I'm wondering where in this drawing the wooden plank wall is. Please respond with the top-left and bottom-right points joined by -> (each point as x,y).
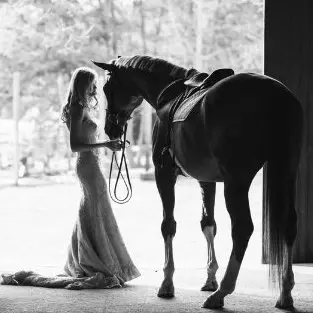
263,0 -> 313,262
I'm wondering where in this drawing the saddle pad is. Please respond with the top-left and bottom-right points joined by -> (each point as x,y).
172,88 -> 207,122
173,68 -> 234,122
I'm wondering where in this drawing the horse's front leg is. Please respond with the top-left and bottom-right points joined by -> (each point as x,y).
199,181 -> 218,292
155,164 -> 177,298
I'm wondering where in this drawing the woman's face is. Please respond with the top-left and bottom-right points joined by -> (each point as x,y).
83,78 -> 98,112
86,79 -> 97,100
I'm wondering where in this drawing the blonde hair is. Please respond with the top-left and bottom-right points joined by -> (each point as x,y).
61,67 -> 98,127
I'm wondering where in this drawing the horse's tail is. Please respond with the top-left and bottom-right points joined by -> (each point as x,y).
263,95 -> 303,289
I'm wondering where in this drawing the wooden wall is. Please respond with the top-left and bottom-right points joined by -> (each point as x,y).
263,0 -> 313,262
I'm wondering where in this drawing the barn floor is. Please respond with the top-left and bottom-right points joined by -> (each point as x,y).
0,266 -> 312,313
0,170 -> 312,312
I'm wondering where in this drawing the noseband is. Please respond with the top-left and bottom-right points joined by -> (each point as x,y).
106,109 -> 132,129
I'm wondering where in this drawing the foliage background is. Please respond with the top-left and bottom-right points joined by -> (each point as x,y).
0,0 -> 263,171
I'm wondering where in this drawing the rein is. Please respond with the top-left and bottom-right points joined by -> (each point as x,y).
108,123 -> 133,204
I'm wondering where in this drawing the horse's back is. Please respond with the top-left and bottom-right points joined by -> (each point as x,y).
171,72 -> 303,182
203,72 -> 298,111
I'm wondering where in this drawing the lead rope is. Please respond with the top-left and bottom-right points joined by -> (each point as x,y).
108,124 -> 132,204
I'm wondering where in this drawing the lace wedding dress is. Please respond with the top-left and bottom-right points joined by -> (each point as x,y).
1,116 -> 140,289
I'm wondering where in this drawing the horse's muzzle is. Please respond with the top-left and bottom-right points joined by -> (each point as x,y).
105,122 -> 124,140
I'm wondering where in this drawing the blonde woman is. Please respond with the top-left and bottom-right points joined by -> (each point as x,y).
1,67 -> 140,289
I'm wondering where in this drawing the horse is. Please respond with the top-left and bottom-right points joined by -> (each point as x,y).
92,55 -> 303,310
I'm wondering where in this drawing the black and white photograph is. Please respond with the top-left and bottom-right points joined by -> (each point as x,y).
0,0 -> 312,312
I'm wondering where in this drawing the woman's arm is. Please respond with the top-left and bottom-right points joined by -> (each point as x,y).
70,139 -> 122,153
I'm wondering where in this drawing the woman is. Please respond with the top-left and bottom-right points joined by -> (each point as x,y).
1,67 -> 140,289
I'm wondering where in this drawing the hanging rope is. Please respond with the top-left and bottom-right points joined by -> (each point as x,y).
108,124 -> 132,204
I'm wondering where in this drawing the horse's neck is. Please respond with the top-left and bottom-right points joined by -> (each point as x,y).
134,71 -> 177,109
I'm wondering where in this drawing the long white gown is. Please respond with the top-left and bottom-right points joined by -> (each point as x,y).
1,116 -> 140,289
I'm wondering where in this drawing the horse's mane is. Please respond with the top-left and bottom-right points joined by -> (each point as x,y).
114,55 -> 188,79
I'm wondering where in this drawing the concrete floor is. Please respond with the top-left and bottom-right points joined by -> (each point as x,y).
0,170 -> 312,312
0,170 -> 263,271
1,267 -> 312,313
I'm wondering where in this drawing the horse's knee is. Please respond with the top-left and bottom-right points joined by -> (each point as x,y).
200,217 -> 217,235
224,183 -> 253,261
232,220 -> 254,262
232,218 -> 254,242
161,218 -> 177,239
199,182 -> 216,233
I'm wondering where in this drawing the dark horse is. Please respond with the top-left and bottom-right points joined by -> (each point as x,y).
93,55 -> 303,309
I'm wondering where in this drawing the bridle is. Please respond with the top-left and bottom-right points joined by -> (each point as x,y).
105,110 -> 131,128
106,109 -> 133,204
105,71 -> 143,204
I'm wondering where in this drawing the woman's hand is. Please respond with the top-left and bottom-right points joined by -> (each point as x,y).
104,139 -> 124,151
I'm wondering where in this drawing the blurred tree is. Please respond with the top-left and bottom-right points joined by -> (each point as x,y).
202,0 -> 264,73
0,0 -> 114,169
0,0 -> 263,172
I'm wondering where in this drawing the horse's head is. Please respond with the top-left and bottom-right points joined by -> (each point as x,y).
92,60 -> 143,139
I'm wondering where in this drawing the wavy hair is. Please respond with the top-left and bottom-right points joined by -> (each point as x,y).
61,67 -> 98,128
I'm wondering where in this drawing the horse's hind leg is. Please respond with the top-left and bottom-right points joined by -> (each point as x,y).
203,181 -> 254,309
155,165 -> 177,298
199,181 -> 218,292
275,245 -> 295,310
276,181 -> 297,310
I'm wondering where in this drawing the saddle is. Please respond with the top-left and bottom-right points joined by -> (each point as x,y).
156,68 -> 234,168
184,68 -> 234,88
157,68 -> 234,123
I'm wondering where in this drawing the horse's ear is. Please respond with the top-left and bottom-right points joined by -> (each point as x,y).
91,60 -> 115,72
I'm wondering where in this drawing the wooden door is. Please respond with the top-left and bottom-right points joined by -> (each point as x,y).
263,0 -> 313,262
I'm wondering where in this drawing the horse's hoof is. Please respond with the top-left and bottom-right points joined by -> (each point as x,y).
157,288 -> 175,298
202,292 -> 224,309
275,296 -> 294,311
201,279 -> 218,292
157,291 -> 174,298
157,280 -> 175,298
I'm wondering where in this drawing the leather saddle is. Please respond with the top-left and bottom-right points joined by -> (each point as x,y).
185,68 -> 234,88
156,67 -> 234,168
157,68 -> 234,123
